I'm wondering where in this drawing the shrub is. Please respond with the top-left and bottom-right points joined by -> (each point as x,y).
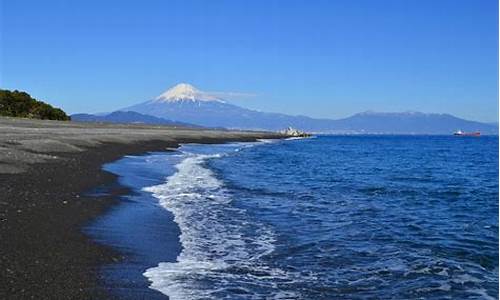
0,89 -> 70,121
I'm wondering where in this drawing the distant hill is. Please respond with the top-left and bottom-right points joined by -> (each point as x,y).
0,89 -> 70,121
71,111 -> 201,128
119,83 -> 497,134
328,111 -> 498,134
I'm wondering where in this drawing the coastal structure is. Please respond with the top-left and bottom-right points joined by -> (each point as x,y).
279,126 -> 311,137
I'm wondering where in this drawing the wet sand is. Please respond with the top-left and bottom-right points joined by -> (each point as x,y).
0,117 -> 284,299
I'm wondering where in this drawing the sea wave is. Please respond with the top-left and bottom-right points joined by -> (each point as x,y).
143,151 -> 298,299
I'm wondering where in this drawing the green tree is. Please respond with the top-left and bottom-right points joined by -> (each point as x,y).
0,89 -> 70,121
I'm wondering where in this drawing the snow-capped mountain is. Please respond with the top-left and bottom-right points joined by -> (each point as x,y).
153,83 -> 222,102
121,83 -> 305,130
117,83 -> 497,134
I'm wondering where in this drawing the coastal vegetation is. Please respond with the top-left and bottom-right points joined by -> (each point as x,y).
0,89 -> 70,121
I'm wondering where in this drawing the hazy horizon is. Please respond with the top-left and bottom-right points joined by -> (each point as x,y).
72,82 -> 498,124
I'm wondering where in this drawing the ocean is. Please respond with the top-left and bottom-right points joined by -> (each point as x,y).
88,135 -> 498,299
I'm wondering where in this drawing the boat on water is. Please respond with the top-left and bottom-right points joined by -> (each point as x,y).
453,130 -> 480,136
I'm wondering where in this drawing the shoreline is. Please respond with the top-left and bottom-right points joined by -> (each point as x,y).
85,149 -> 183,299
0,117 -> 284,299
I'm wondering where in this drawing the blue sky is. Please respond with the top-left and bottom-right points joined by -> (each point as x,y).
1,0 -> 498,122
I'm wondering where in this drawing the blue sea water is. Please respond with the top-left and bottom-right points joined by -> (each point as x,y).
95,136 -> 499,299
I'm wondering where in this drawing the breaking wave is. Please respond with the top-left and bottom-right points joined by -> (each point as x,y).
143,151 -> 299,299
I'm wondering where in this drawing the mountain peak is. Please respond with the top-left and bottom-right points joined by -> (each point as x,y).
155,83 -> 221,102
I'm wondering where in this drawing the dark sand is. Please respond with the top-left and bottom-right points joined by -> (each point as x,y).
0,117 -> 284,299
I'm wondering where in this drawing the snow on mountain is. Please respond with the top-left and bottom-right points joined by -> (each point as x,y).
117,83 -> 498,134
153,83 -> 223,103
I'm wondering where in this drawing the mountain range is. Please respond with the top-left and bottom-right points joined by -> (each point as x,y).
73,83 -> 498,134
71,111 -> 201,127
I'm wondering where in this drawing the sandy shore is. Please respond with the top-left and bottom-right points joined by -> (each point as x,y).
0,117 -> 284,299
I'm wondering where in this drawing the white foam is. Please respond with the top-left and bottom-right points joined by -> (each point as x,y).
284,136 -> 309,141
257,138 -> 280,143
143,152 -> 297,299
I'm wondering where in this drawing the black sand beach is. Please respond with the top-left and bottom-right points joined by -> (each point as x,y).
0,117 -> 283,299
